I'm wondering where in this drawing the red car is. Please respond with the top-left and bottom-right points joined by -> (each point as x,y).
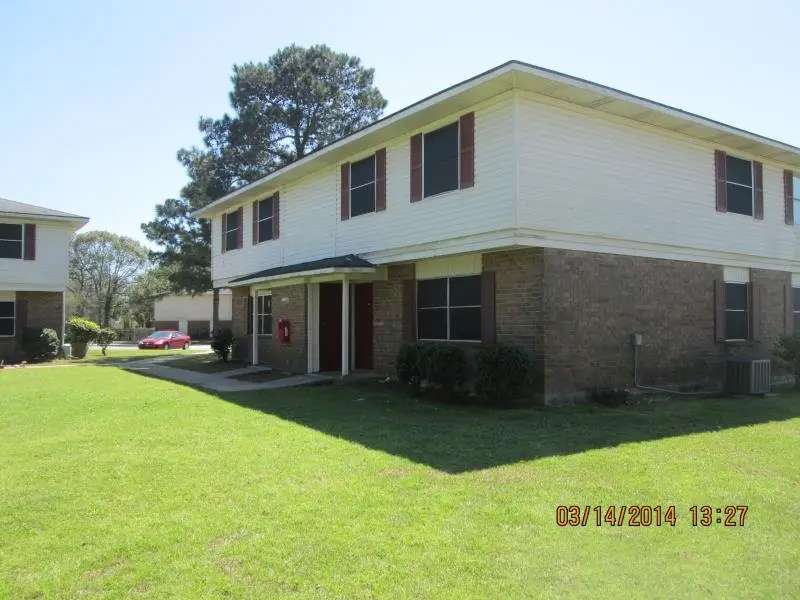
138,330 -> 192,350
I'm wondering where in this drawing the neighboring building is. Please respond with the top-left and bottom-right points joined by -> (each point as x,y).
193,60 -> 800,403
153,290 -> 232,339
0,197 -> 88,361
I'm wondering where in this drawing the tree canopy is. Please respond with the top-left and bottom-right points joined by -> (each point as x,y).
142,44 -> 388,293
68,231 -> 149,327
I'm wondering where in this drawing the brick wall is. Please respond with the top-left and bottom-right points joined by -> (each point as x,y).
267,284 -> 307,373
1,291 -> 63,363
373,264 -> 415,372
18,291 -> 63,332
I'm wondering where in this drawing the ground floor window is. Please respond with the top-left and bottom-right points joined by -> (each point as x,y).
724,282 -> 749,341
247,293 -> 272,335
417,275 -> 481,341
0,301 -> 14,336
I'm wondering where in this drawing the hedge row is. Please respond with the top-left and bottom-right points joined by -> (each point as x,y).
395,341 -> 532,407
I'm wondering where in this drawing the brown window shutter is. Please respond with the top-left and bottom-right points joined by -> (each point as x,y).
480,271 -> 496,343
753,161 -> 764,220
252,201 -> 259,244
785,283 -> 794,335
749,283 -> 762,341
459,112 -> 475,189
785,170 -> 795,225
221,213 -> 226,253
715,150 -> 727,212
402,279 -> 416,341
23,224 -> 36,260
236,207 -> 243,249
714,279 -> 726,342
340,163 -> 350,221
375,149 -> 387,211
272,192 -> 280,239
410,134 -> 422,202
15,299 -> 27,338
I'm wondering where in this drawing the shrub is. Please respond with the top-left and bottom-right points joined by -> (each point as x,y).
66,317 -> 101,344
773,335 -> 800,387
395,342 -> 429,387
212,329 -> 235,362
589,387 -> 631,408
424,343 -> 468,397
475,344 -> 532,406
20,327 -> 60,362
96,328 -> 117,356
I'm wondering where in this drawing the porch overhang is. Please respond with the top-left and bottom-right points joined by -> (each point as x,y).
228,254 -> 377,288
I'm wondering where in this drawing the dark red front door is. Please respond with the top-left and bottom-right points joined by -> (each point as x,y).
319,283 -> 342,372
354,283 -> 373,370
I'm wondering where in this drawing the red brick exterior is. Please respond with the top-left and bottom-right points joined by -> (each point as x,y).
230,283 -> 307,373
373,264 -> 415,372
0,291 -> 63,363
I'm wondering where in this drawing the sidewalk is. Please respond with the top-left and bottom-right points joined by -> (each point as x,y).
119,355 -> 334,393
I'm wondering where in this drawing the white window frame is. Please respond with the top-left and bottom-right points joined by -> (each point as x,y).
256,198 -> 274,244
223,211 -> 239,252
0,223 -> 24,260
723,281 -> 749,342
257,292 -> 272,336
0,300 -> 15,337
724,155 -> 754,216
422,120 -> 460,199
349,154 -> 377,218
416,276 -> 481,343
794,175 -> 800,226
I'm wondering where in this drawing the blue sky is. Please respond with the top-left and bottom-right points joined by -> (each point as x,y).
0,0 -> 798,246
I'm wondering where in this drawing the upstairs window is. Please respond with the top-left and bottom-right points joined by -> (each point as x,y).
417,275 -> 481,341
0,224 -> 23,259
223,211 -> 239,252
0,301 -> 14,336
257,196 -> 274,243
350,155 -> 376,217
725,155 -> 754,216
423,122 -> 459,198
724,282 -> 749,341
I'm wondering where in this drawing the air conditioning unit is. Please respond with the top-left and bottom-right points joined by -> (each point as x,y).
724,358 -> 771,395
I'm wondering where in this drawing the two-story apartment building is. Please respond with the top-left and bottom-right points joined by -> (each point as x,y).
194,60 -> 800,402
0,197 -> 88,361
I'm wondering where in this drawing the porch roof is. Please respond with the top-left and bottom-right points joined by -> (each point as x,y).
228,254 -> 376,286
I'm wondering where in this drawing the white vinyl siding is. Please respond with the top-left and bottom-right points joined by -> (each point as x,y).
211,97 -> 515,286
0,221 -> 72,291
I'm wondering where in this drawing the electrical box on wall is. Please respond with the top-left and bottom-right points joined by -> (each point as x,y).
631,333 -> 643,347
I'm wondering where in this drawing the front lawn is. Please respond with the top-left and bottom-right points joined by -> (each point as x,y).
165,353 -> 246,373
0,367 -> 798,598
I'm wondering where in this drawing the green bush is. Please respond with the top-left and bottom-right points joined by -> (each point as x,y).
424,343 -> 468,397
212,329 -> 235,362
588,387 -> 631,408
475,344 -> 532,406
66,317 -> 101,344
20,327 -> 60,362
395,342 -> 429,386
96,328 -> 117,356
773,335 -> 800,387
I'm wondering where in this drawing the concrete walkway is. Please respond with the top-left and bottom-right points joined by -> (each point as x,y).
119,355 -> 334,393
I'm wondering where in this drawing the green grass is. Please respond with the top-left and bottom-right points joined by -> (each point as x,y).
165,353 -> 245,373
57,347 -> 208,365
0,367 -> 798,599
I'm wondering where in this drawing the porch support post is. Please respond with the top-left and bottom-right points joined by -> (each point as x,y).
341,275 -> 350,377
251,288 -> 258,365
211,288 -> 220,334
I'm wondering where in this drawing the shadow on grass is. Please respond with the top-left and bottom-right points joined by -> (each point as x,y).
196,381 -> 800,474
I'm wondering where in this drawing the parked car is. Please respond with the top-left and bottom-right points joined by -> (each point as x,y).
138,331 -> 192,350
